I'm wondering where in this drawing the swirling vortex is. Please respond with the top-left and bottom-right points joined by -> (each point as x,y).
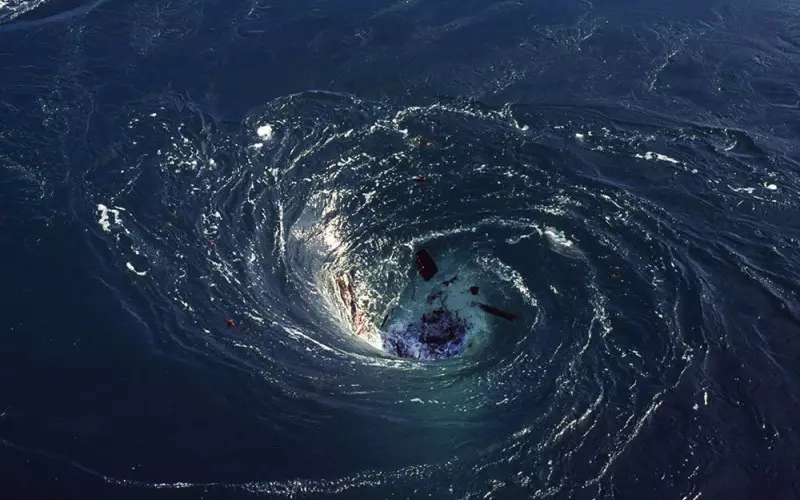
90,91 -> 735,497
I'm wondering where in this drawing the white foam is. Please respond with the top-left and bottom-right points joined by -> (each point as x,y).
256,124 -> 274,140
544,227 -> 573,248
634,152 -> 681,164
97,204 -> 122,233
245,311 -> 265,324
126,262 -> 147,276
600,194 -> 625,210
283,325 -> 337,353
476,254 -> 537,306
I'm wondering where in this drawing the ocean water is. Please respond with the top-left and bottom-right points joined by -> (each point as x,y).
2,0 -> 800,498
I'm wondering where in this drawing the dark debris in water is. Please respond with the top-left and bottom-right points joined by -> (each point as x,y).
415,248 -> 438,281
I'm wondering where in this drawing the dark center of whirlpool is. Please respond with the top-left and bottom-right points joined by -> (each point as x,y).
335,248 -> 523,359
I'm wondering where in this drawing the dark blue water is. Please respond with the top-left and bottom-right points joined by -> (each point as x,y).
2,0 -> 800,498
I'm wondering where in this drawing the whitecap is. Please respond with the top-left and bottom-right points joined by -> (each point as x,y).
97,204 -> 122,233
126,262 -> 148,276
634,151 -> 681,164
257,124 -> 274,140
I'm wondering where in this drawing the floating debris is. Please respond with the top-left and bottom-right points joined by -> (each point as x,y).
476,303 -> 517,322
415,249 -> 438,281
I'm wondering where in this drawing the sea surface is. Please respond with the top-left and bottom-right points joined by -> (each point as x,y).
2,0 -> 800,498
